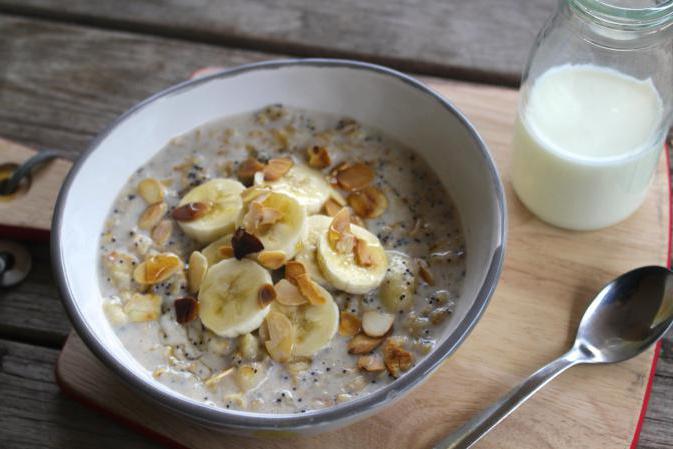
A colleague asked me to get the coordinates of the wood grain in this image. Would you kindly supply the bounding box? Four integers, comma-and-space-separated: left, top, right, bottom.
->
0, 338, 164, 449
0, 0, 556, 85
0, 12, 670, 449
56, 79, 669, 449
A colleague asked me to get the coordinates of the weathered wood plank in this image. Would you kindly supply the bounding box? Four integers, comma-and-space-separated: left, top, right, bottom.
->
0, 14, 273, 153
0, 338, 164, 448
0, 13, 670, 449
0, 0, 556, 85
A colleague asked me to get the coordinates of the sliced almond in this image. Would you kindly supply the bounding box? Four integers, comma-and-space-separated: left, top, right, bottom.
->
339, 311, 361, 337
257, 283, 277, 308
347, 333, 384, 355
264, 311, 294, 362
284, 260, 307, 284
204, 367, 235, 388
237, 157, 265, 185
123, 292, 161, 322
357, 354, 385, 372
187, 251, 208, 294
219, 245, 235, 259
336, 162, 374, 191
138, 202, 167, 230
137, 178, 165, 204
307, 145, 331, 169
355, 238, 375, 267
174, 296, 199, 324
133, 253, 182, 284
263, 158, 293, 181
295, 273, 327, 305
257, 250, 286, 270
243, 201, 282, 235
362, 311, 395, 337
151, 219, 173, 247
416, 258, 435, 286
231, 227, 264, 259
383, 338, 414, 378
274, 279, 308, 306
348, 186, 388, 218
328, 208, 355, 253
241, 186, 270, 203
171, 202, 211, 222
323, 198, 343, 217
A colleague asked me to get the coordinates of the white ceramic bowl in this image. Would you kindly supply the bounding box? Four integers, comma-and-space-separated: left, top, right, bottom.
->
52, 59, 506, 434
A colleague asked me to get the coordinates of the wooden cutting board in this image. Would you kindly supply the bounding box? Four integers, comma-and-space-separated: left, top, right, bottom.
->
1, 76, 668, 449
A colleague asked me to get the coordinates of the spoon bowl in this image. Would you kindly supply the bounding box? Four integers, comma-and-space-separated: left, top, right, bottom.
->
437, 265, 673, 449
576, 266, 673, 364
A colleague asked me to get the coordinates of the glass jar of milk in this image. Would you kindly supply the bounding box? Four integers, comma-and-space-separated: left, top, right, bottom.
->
511, 0, 673, 230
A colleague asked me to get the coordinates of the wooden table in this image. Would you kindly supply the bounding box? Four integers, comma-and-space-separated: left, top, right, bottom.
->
0, 1, 670, 448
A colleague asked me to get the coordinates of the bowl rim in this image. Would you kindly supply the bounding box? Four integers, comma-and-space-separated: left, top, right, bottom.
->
51, 58, 507, 430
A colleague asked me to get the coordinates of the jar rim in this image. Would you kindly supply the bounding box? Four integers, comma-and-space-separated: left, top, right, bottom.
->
568, 0, 673, 29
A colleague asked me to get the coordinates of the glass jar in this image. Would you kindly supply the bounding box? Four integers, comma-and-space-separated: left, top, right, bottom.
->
510, 0, 673, 230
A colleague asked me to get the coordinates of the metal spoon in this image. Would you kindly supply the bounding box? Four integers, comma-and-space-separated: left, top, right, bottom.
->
435, 265, 673, 449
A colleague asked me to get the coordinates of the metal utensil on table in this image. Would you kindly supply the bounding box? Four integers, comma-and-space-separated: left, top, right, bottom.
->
435, 265, 673, 449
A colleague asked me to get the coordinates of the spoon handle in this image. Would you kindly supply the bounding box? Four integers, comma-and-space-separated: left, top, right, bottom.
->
434, 349, 584, 449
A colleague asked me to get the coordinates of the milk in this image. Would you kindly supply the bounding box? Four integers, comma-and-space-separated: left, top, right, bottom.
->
511, 64, 665, 230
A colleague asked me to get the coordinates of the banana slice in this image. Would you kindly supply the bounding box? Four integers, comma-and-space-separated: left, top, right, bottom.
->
316, 223, 387, 294
256, 164, 332, 214
271, 283, 339, 357
201, 233, 233, 265
379, 251, 416, 312
176, 178, 245, 244
295, 215, 332, 286
198, 258, 272, 337
241, 191, 307, 259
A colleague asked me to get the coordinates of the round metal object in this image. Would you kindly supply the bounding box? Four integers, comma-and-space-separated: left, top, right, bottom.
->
0, 240, 31, 287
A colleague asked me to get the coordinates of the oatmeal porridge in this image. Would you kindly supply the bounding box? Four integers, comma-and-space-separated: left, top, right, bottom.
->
99, 105, 466, 413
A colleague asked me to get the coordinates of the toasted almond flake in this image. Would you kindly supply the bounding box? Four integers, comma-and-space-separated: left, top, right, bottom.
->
187, 251, 208, 294
336, 162, 374, 191
274, 279, 308, 306
137, 178, 165, 204
238, 333, 260, 360
338, 312, 361, 337
357, 354, 386, 372
416, 258, 435, 286
151, 219, 173, 247
348, 185, 388, 218
123, 292, 161, 322
237, 157, 265, 185
231, 227, 264, 259
284, 260, 307, 284
347, 333, 384, 354
171, 202, 211, 222
258, 320, 270, 343
219, 245, 235, 259
243, 201, 283, 235
138, 202, 167, 230
257, 250, 286, 270
355, 238, 375, 267
271, 128, 289, 150
236, 363, 265, 391
361, 311, 395, 337
257, 283, 277, 308
383, 338, 414, 378
307, 145, 331, 169
174, 296, 199, 324
328, 208, 356, 253
204, 367, 235, 388
323, 198, 343, 217
264, 311, 294, 362
295, 273, 327, 305
241, 186, 270, 203
133, 253, 182, 284
263, 158, 293, 181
